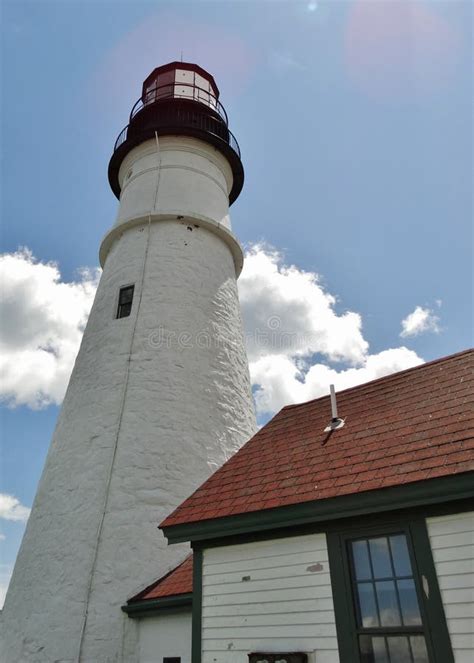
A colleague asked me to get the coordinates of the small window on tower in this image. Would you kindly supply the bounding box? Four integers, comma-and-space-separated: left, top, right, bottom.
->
116, 285, 134, 319
163, 659, 181, 663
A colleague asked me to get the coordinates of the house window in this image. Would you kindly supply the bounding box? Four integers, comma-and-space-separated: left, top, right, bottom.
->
328, 520, 454, 663
349, 533, 428, 662
116, 285, 134, 318
163, 659, 181, 663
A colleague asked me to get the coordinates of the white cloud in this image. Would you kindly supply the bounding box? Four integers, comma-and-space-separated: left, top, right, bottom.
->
0, 493, 31, 522
0, 249, 100, 409
0, 533, 5, 541
250, 347, 422, 416
0, 245, 424, 418
400, 305, 441, 338
239, 245, 368, 365
239, 245, 423, 416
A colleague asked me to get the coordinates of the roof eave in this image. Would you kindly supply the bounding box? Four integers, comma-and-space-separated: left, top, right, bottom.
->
161, 472, 474, 545
122, 592, 193, 618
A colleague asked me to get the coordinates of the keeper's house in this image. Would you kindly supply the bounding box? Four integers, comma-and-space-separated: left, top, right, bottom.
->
124, 349, 474, 663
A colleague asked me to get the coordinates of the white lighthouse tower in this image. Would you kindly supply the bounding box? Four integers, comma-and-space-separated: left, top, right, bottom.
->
1, 62, 256, 662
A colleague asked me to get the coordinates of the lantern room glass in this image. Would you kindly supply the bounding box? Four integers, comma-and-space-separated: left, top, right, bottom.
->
142, 66, 218, 112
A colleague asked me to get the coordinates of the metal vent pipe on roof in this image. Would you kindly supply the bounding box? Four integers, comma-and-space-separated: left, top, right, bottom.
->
330, 384, 338, 420
324, 384, 345, 432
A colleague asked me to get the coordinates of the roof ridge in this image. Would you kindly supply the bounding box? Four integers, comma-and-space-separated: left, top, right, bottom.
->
281, 347, 473, 412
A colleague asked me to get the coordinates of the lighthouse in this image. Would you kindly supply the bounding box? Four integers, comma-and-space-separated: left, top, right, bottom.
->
1, 62, 256, 662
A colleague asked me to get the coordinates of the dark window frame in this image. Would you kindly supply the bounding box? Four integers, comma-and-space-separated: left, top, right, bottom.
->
327, 518, 454, 663
248, 655, 307, 663
116, 284, 135, 319
348, 531, 430, 661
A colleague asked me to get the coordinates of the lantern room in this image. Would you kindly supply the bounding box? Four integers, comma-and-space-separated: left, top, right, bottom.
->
108, 61, 243, 205
141, 62, 220, 114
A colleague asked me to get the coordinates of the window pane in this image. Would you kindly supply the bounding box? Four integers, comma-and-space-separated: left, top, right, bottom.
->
118, 302, 132, 318
372, 637, 390, 663
357, 582, 380, 627
119, 286, 134, 304
359, 635, 374, 663
375, 580, 401, 626
369, 538, 393, 578
410, 636, 429, 663
353, 540, 372, 580
390, 534, 412, 577
387, 636, 412, 663
398, 578, 422, 625
359, 636, 389, 663
117, 286, 134, 319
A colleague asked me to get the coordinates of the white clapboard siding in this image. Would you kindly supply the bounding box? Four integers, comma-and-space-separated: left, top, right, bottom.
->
201, 533, 339, 663
427, 511, 474, 662
137, 611, 191, 663
203, 597, 335, 617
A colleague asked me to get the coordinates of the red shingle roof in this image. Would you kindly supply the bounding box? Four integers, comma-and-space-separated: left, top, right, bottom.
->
128, 554, 193, 603
161, 350, 474, 529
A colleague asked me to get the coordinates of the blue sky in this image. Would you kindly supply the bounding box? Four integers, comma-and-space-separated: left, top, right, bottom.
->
1, 0, 472, 604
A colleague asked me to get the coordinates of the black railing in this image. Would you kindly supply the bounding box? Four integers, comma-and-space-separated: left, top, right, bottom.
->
113, 103, 241, 158
130, 82, 228, 125
114, 126, 129, 150
109, 85, 244, 203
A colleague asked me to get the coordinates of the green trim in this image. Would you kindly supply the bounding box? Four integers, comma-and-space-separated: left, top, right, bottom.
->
327, 517, 455, 663
122, 593, 192, 618
190, 498, 471, 552
162, 473, 474, 544
191, 548, 203, 663
410, 519, 455, 663
327, 531, 355, 662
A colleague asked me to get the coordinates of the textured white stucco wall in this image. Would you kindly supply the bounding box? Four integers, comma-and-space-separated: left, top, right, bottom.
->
1, 133, 256, 662
115, 136, 233, 231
